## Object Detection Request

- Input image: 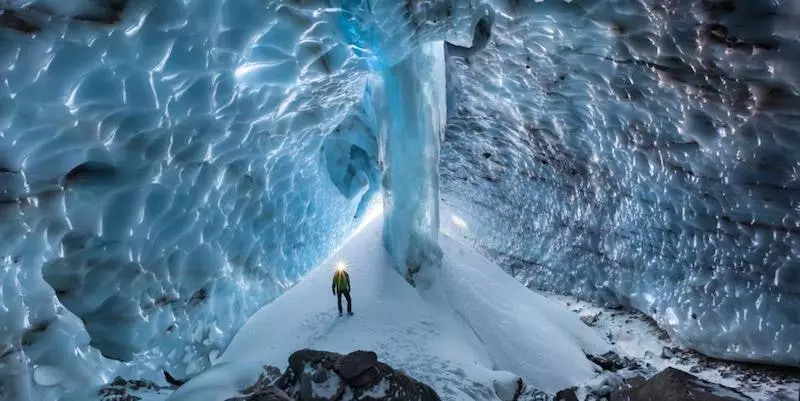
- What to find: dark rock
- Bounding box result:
[127,379,158,391]
[616,375,646,392]
[661,347,676,359]
[283,349,440,401]
[513,378,525,401]
[163,370,186,387]
[264,366,282,381]
[288,349,341,378]
[298,373,314,401]
[226,386,292,401]
[610,367,753,401]
[274,370,293,390]
[311,367,327,383]
[334,350,378,381]
[346,364,383,389]
[241,366,285,395]
[580,313,600,326]
[690,365,703,374]
[554,387,579,401]
[111,376,127,386]
[587,351,626,372]
[97,377,164,401]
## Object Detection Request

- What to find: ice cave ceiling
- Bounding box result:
[0,0,798,398]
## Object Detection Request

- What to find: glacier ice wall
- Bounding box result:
[441,0,800,366]
[0,0,487,399]
[0,0,371,399]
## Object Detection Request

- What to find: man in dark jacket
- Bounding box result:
[332,263,352,316]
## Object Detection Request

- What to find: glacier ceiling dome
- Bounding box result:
[0,0,797,399]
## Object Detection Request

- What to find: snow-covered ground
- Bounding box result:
[544,294,800,401]
[69,207,798,401]
[165,209,607,400]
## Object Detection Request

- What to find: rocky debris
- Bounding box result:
[561,357,760,401]
[580,312,601,327]
[615,376,646,393]
[335,350,378,381]
[238,365,285,396]
[226,386,292,401]
[516,386,552,401]
[96,377,169,401]
[551,294,798,400]
[586,351,642,373]
[610,367,753,401]
[554,388,579,401]
[660,347,677,359]
[586,371,627,399]
[228,349,440,401]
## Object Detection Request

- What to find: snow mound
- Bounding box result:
[168,211,607,400]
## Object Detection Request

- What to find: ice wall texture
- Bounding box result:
[378,41,446,281]
[0,0,486,399]
[0,1,368,399]
[441,0,799,366]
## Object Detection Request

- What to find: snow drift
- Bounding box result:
[167,210,607,400]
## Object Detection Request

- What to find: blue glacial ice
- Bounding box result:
[0,0,798,399]
[376,41,446,281]
[440,0,800,367]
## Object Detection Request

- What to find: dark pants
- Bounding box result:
[337,290,352,314]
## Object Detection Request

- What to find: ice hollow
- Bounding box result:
[0,0,798,399]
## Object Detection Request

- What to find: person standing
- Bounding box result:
[332,263,352,316]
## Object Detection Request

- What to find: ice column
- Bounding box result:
[377,42,446,282]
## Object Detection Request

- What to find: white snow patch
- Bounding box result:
[362,378,390,399]
[309,367,342,399]
[169,206,607,400]
[33,365,66,387]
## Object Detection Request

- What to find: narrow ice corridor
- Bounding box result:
[0,0,798,400]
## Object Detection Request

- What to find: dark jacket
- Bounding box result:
[332,270,350,293]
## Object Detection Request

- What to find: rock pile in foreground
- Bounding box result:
[226,349,441,401]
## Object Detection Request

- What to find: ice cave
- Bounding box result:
[0,0,798,400]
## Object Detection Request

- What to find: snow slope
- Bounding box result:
[167,209,607,400]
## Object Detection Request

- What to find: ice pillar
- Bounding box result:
[377,42,446,282]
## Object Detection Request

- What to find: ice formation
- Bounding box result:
[440,0,800,368]
[377,41,446,281]
[0,0,798,399]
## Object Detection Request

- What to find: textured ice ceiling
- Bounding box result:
[0,0,798,399]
